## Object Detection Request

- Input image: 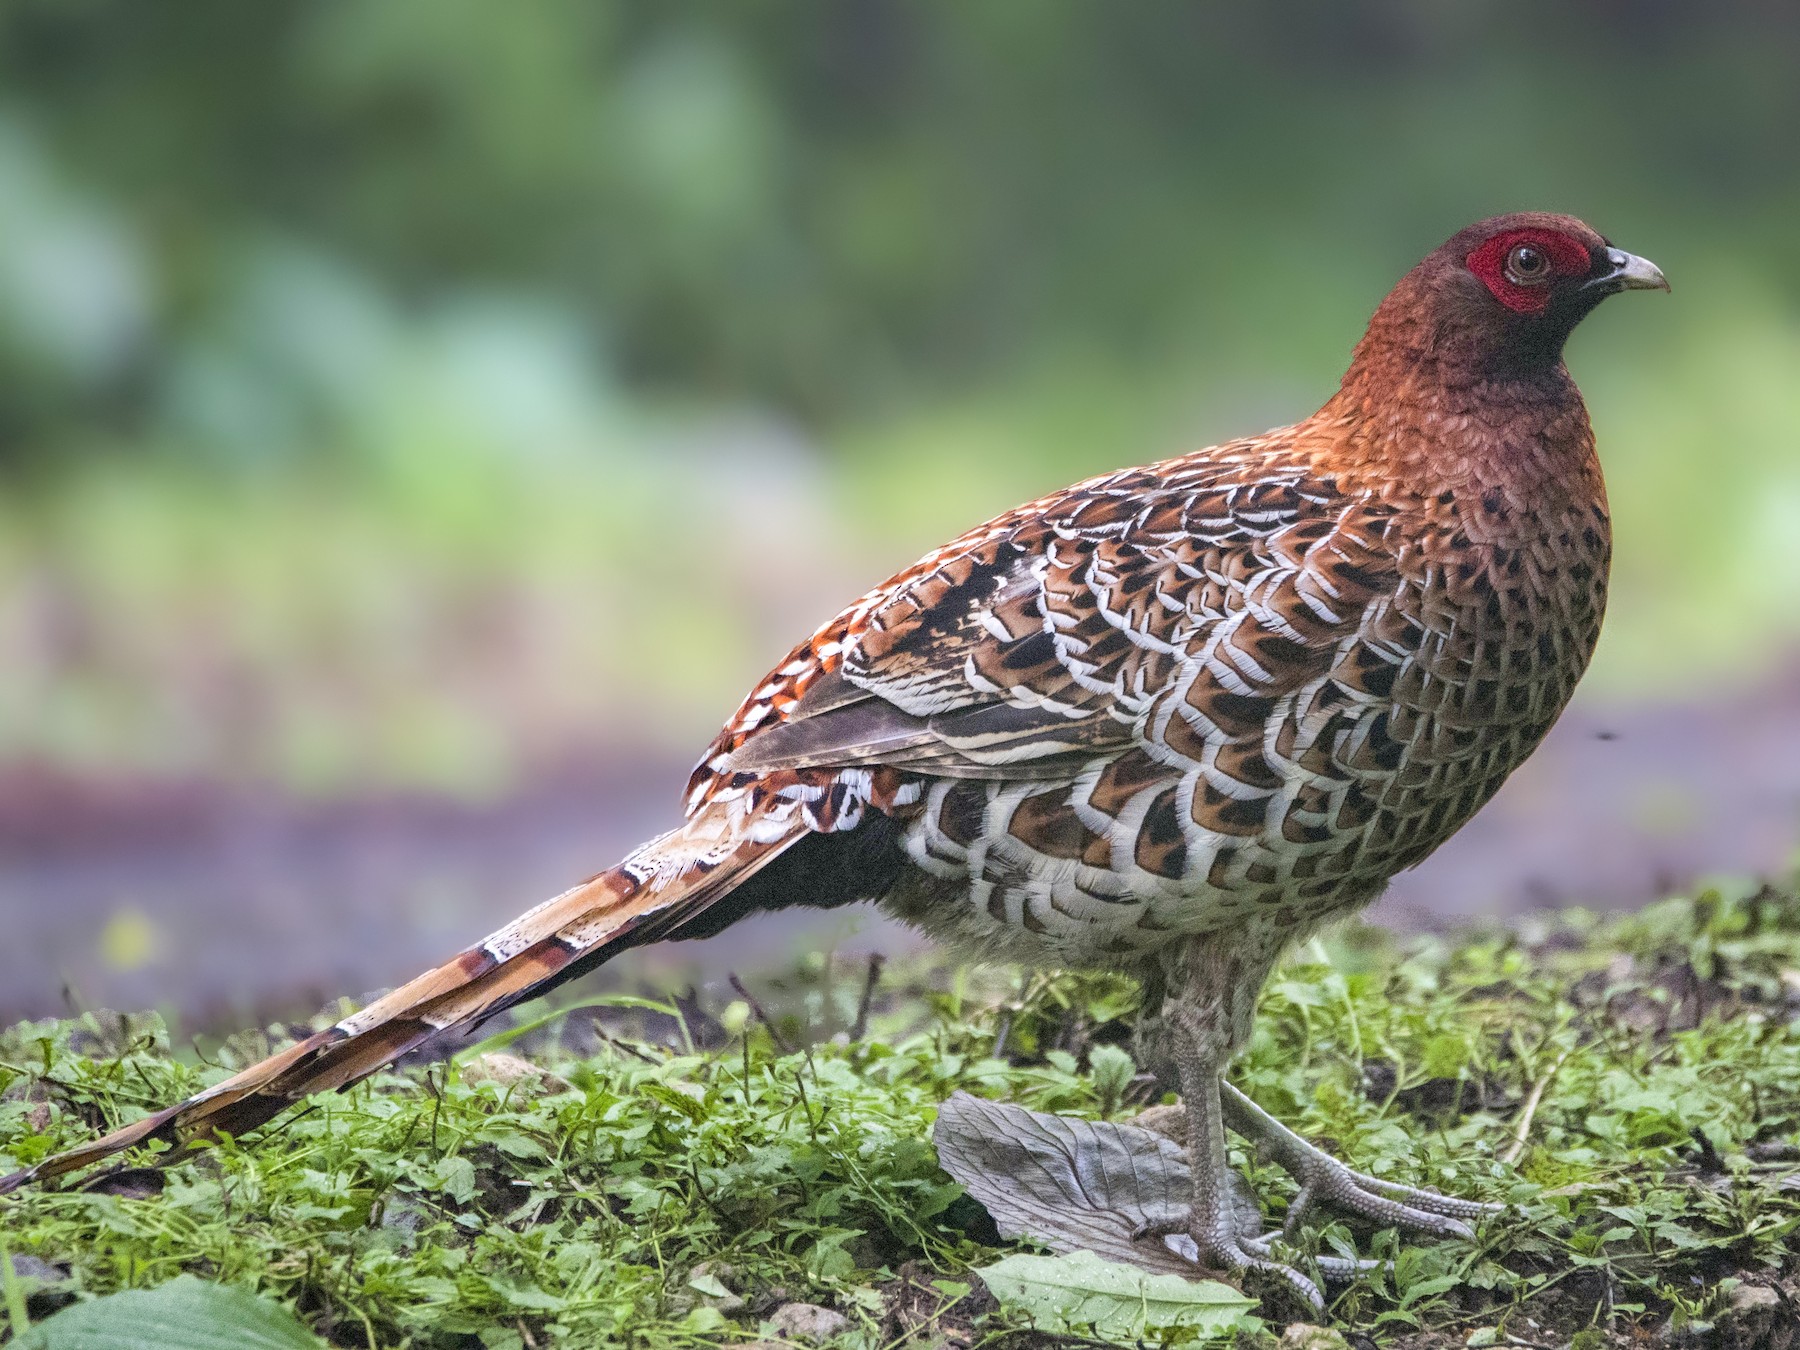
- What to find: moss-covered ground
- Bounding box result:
[5,886,1800,1347]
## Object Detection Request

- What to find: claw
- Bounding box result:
[1135,1211,1374,1308]
[1282,1170,1479,1240]
[1281,1182,1317,1241]
[1222,1081,1504,1237]
[1130,1214,1188,1242]
[1200,1234,1325,1309]
[1142,979,1496,1313]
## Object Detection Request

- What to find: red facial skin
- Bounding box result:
[1465,229,1593,313]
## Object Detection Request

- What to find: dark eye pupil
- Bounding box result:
[1514,247,1544,273]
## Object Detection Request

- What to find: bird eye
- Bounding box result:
[1504,243,1551,285]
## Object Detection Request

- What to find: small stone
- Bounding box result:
[1714,1279,1790,1350]
[687,1260,746,1316]
[9,1255,66,1286]
[689,1259,738,1286]
[1281,1325,1351,1350]
[768,1301,850,1344]
[459,1053,569,1093]
[1726,1281,1780,1314]
[1129,1102,1188,1145]
[85,1167,164,1200]
[10,1255,73,1319]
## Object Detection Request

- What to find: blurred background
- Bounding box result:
[1,1,1796,1028]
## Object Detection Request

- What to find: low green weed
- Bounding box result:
[3,887,1799,1346]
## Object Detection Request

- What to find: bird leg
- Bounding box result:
[1131,937,1491,1306]
[1220,1082,1501,1238]
[1131,940,1378,1308]
[1131,1001,1328,1306]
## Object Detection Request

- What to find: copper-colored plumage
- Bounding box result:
[1,214,1667,1295]
[690,215,1627,975]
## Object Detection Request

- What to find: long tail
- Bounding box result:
[0,811,802,1195]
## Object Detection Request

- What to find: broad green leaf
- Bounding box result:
[18,1275,321,1350]
[433,1154,477,1204]
[975,1249,1257,1340]
[686,1271,731,1298]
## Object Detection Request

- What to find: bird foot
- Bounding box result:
[1276,1149,1495,1240]
[1131,1213,1381,1310]
[1221,1081,1502,1239]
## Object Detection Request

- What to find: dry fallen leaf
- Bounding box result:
[933,1090,1260,1279]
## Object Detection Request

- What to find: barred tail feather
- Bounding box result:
[0,812,802,1195]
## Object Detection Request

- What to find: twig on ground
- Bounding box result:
[729,973,795,1054]
[1501,1048,1570,1165]
[850,953,886,1041]
[992,1012,1013,1060]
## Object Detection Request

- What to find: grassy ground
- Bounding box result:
[4,886,1800,1348]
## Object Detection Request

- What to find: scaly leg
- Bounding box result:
[1133,937,1381,1308]
[1132,935,1493,1303]
[1136,1000,1383,1307]
[1221,1082,1501,1238]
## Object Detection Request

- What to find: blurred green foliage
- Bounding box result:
[0,2,1796,791]
[3,0,1796,444]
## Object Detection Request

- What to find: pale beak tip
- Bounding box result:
[1608,248,1670,293]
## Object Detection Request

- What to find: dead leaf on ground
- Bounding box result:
[933,1090,1259,1279]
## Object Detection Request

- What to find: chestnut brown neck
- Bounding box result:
[1317,275,1605,519]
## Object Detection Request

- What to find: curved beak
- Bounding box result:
[1585,247,1670,294]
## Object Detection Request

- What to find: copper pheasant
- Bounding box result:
[1,213,1667,1301]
